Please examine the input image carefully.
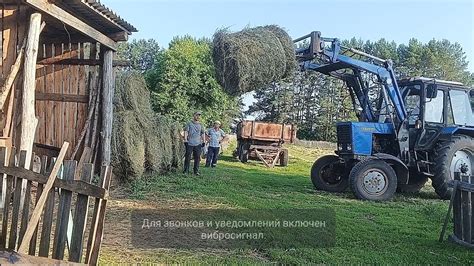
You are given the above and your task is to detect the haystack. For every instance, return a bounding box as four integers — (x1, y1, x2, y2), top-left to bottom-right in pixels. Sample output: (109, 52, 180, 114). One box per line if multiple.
(212, 25, 296, 95)
(111, 111, 146, 179)
(112, 71, 184, 181)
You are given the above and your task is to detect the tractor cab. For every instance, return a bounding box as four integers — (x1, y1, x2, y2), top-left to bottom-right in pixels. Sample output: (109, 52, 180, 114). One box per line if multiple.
(399, 77, 474, 151)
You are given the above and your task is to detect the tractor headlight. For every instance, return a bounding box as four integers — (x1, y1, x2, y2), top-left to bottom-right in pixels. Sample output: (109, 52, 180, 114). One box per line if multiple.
(338, 144, 343, 150)
(347, 144, 352, 151)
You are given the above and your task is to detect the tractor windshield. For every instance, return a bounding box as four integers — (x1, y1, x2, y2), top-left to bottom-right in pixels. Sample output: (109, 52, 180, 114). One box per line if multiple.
(402, 85, 422, 125)
(449, 90, 474, 126)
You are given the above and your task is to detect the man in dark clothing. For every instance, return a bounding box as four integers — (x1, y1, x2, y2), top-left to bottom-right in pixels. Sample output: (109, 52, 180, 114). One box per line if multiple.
(183, 111, 206, 175)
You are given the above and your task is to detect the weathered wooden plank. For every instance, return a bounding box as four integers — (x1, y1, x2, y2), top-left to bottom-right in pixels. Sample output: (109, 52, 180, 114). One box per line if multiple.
(35, 43, 46, 145)
(9, 152, 25, 250)
(0, 148, 6, 209)
(453, 173, 462, 239)
(38, 164, 55, 257)
(44, 44, 55, 146)
(52, 160, 76, 260)
(471, 175, 474, 243)
(100, 49, 114, 165)
(28, 155, 48, 255)
(3, 83, 15, 139)
(25, 0, 117, 50)
(20, 13, 42, 168)
(35, 92, 89, 103)
(18, 142, 69, 254)
(70, 163, 93, 262)
(74, 147, 92, 180)
(85, 165, 107, 262)
(88, 43, 100, 160)
(461, 175, 471, 243)
(37, 58, 129, 66)
(86, 166, 112, 264)
(0, 147, 15, 249)
(0, 37, 25, 110)
(0, 166, 107, 199)
(53, 43, 64, 148)
(18, 152, 32, 247)
(64, 43, 73, 159)
(76, 43, 88, 154)
(70, 43, 80, 160)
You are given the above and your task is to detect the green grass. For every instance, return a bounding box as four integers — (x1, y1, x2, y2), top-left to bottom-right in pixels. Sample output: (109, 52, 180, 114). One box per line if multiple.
(100, 144, 474, 264)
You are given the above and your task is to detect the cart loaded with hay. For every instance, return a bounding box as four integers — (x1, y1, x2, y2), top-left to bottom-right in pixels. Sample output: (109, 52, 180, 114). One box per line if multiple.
(234, 121, 296, 167)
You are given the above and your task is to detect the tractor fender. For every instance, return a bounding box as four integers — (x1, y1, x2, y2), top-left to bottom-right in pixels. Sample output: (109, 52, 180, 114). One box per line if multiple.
(439, 127, 474, 140)
(371, 153, 409, 184)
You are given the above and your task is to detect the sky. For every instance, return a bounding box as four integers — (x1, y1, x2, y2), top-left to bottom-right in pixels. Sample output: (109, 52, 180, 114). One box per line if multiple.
(103, 0, 474, 72)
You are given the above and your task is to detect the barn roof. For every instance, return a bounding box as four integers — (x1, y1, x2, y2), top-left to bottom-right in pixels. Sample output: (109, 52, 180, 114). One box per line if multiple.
(24, 0, 137, 49)
(59, 0, 138, 34)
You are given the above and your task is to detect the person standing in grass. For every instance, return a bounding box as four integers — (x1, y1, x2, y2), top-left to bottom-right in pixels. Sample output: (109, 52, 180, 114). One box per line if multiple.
(205, 121, 226, 168)
(183, 111, 206, 175)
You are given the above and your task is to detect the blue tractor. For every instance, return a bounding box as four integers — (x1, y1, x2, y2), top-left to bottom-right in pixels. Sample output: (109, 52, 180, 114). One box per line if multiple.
(295, 32, 474, 201)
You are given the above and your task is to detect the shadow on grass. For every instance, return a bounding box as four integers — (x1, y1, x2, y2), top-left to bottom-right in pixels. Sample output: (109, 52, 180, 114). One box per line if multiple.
(133, 153, 443, 206)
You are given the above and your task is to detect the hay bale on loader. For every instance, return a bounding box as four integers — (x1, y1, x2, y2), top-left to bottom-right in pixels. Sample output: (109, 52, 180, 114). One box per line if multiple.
(212, 25, 296, 95)
(112, 71, 184, 181)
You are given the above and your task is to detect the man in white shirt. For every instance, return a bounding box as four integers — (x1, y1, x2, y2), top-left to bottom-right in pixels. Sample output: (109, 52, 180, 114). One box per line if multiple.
(205, 121, 226, 168)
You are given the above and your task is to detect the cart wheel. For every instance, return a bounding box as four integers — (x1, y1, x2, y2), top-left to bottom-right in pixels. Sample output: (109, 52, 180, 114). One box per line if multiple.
(239, 143, 249, 163)
(279, 149, 289, 166)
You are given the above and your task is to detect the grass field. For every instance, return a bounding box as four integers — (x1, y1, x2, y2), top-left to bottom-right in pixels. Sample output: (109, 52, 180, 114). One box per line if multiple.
(100, 144, 474, 264)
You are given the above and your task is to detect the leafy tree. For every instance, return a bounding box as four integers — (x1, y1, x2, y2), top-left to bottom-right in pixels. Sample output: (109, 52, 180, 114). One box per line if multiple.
(149, 36, 241, 129)
(117, 39, 162, 72)
(116, 39, 164, 87)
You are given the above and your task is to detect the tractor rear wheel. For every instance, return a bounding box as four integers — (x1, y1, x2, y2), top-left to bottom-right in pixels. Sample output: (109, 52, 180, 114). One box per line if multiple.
(397, 173, 428, 193)
(311, 155, 348, 192)
(432, 135, 474, 199)
(349, 159, 397, 201)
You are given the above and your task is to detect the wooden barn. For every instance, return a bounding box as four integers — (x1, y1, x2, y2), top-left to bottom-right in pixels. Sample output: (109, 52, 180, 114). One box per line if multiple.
(0, 0, 136, 263)
(1, 0, 136, 167)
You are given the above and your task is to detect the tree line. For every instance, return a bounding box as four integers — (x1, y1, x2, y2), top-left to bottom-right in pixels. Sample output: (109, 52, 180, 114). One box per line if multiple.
(117, 37, 473, 141)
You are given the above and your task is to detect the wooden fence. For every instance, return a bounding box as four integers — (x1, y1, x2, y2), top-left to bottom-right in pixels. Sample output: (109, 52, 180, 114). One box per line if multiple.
(440, 172, 474, 249)
(0, 144, 111, 264)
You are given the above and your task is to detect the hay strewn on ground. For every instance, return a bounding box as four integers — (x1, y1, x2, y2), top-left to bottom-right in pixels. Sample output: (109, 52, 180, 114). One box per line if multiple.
(212, 25, 296, 95)
(112, 71, 184, 181)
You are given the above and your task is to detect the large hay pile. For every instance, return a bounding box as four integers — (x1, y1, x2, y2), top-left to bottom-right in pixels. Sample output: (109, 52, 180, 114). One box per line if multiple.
(212, 25, 296, 95)
(112, 71, 184, 181)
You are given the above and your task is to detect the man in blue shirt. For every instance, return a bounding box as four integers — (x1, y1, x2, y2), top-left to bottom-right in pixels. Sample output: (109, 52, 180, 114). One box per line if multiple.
(205, 121, 226, 168)
(183, 111, 206, 175)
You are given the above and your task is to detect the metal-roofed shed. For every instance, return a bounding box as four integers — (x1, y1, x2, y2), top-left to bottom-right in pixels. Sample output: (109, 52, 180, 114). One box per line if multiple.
(0, 1, 136, 263)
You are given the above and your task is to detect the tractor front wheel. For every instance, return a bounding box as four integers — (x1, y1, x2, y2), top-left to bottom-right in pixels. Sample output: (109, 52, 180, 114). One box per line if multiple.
(432, 135, 474, 199)
(349, 159, 397, 201)
(311, 155, 349, 192)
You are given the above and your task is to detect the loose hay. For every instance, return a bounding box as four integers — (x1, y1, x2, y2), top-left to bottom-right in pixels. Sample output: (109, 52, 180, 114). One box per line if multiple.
(112, 111, 146, 180)
(212, 25, 296, 95)
(114, 70, 153, 113)
(112, 71, 184, 181)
